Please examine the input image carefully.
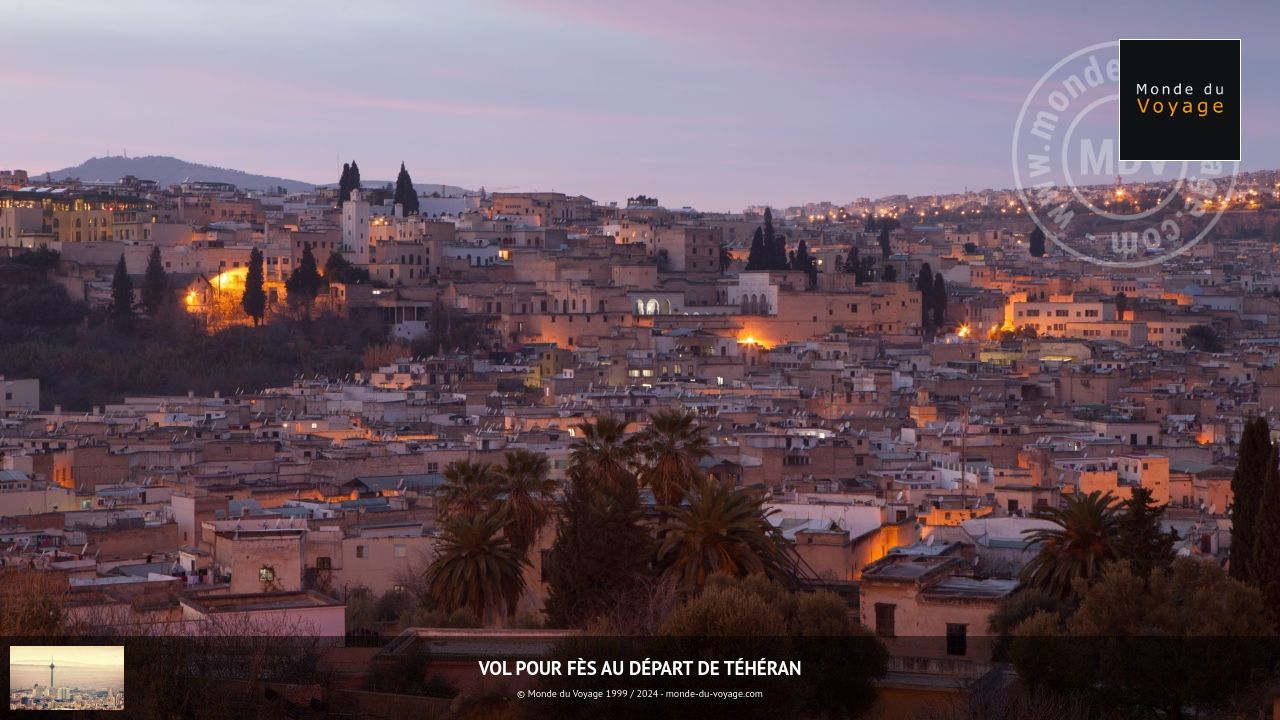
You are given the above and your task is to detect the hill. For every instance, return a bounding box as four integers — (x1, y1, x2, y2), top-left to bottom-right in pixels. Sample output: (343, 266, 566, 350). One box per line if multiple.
(43, 156, 473, 196)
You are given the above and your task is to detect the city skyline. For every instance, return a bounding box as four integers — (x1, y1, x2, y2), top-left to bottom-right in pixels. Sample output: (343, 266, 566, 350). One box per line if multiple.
(6, 0, 1278, 210)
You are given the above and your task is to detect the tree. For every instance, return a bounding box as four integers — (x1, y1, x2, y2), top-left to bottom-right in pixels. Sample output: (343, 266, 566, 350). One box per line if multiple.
(1011, 560, 1275, 719)
(241, 247, 266, 326)
(1114, 291, 1128, 318)
(881, 263, 897, 282)
(963, 241, 978, 254)
(1020, 491, 1120, 599)
(109, 254, 133, 322)
(393, 162, 420, 215)
(544, 471, 654, 628)
(745, 227, 766, 271)
(323, 250, 372, 285)
(285, 242, 323, 306)
(916, 263, 934, 330)
(656, 478, 790, 594)
(495, 449, 557, 555)
(1183, 324, 1224, 352)
(878, 225, 891, 259)
(1029, 225, 1046, 257)
(567, 416, 637, 496)
(635, 409, 709, 508)
(1230, 416, 1272, 582)
(424, 510, 528, 622)
(141, 246, 169, 314)
(931, 273, 948, 328)
(1114, 486, 1177, 578)
(438, 460, 500, 520)
(1252, 443, 1280, 617)
(762, 207, 786, 270)
(339, 160, 362, 203)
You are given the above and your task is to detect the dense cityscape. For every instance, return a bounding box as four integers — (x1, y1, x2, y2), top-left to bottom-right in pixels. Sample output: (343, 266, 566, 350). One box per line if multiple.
(5, 1, 1280, 718)
(2, 158, 1280, 718)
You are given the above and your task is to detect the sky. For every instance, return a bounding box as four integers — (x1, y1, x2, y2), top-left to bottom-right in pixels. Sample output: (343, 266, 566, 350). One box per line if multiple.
(3, 0, 1277, 210)
(9, 645, 124, 668)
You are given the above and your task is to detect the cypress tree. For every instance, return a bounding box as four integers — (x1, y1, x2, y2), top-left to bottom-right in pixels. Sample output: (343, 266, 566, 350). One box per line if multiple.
(544, 475, 653, 628)
(338, 162, 352, 203)
(878, 225, 891, 259)
(349, 160, 361, 195)
(393, 162, 420, 215)
(285, 242, 323, 306)
(932, 274, 948, 327)
(141, 245, 169, 314)
(917, 263, 934, 330)
(242, 247, 266, 326)
(1029, 226, 1046, 257)
(1231, 417, 1272, 582)
(109, 254, 133, 321)
(746, 227, 765, 271)
(882, 263, 898, 282)
(763, 208, 784, 270)
(1254, 443, 1280, 618)
(1116, 486, 1177, 578)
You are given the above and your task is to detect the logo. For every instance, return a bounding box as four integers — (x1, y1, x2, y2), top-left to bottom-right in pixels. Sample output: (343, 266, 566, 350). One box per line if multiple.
(1012, 41, 1240, 267)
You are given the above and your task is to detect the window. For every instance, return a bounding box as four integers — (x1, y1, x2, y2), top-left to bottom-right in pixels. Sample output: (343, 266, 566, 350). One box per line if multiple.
(356, 545, 366, 559)
(259, 566, 275, 583)
(316, 556, 332, 570)
(946, 623, 968, 656)
(394, 544, 406, 558)
(874, 603, 896, 638)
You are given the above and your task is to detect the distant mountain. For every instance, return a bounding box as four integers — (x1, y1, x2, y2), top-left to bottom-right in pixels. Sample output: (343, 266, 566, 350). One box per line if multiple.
(43, 155, 316, 193)
(42, 155, 474, 197)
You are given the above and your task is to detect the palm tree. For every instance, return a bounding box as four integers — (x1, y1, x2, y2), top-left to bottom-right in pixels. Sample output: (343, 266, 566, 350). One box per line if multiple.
(438, 460, 499, 519)
(1020, 490, 1121, 599)
(636, 409, 710, 508)
(425, 510, 528, 622)
(568, 416, 637, 496)
(656, 478, 789, 593)
(495, 449, 557, 554)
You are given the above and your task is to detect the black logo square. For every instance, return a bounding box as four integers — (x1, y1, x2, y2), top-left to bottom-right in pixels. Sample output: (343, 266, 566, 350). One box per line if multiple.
(1119, 39, 1240, 161)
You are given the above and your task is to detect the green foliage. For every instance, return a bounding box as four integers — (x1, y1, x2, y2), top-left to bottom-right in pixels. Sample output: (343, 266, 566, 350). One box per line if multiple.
(323, 250, 371, 285)
(1231, 416, 1271, 582)
(12, 245, 60, 269)
(1114, 486, 1177, 578)
(656, 479, 790, 594)
(338, 160, 362, 203)
(634, 409, 709, 508)
(394, 162, 420, 215)
(881, 263, 897, 282)
(0, 308, 384, 410)
(878, 225, 891, 259)
(1029, 225, 1046, 257)
(963, 241, 978, 254)
(494, 448, 556, 554)
(1010, 560, 1278, 718)
(438, 460, 500, 520)
(141, 245, 170, 314)
(285, 242, 323, 305)
(241, 247, 266, 325)
(109, 253, 133, 322)
(744, 208, 789, 271)
(1252, 443, 1280, 618)
(1183, 323, 1224, 352)
(544, 472, 654, 629)
(1020, 491, 1120, 599)
(424, 510, 528, 622)
(931, 273, 947, 327)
